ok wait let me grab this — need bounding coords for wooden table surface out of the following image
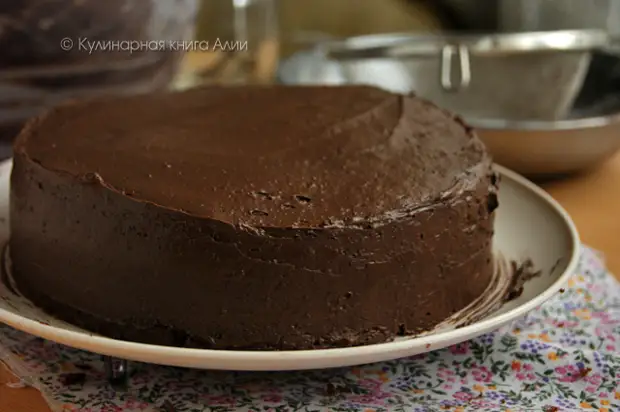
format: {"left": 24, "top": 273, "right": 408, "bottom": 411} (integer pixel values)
{"left": 2, "top": 154, "right": 620, "bottom": 411}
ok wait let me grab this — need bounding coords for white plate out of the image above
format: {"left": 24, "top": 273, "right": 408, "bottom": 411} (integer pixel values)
{"left": 0, "top": 159, "right": 579, "bottom": 371}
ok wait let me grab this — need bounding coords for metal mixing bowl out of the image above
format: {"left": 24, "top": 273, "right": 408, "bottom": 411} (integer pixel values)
{"left": 320, "top": 30, "right": 610, "bottom": 120}
{"left": 471, "top": 113, "right": 620, "bottom": 177}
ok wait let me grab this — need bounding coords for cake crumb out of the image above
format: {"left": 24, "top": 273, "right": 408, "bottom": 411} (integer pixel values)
{"left": 506, "top": 259, "right": 542, "bottom": 301}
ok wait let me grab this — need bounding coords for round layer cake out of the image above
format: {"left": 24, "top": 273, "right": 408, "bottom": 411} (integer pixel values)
{"left": 9, "top": 85, "right": 499, "bottom": 350}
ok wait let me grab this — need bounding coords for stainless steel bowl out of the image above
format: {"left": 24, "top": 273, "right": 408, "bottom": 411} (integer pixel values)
{"left": 471, "top": 114, "right": 620, "bottom": 177}
{"left": 320, "top": 30, "right": 610, "bottom": 120}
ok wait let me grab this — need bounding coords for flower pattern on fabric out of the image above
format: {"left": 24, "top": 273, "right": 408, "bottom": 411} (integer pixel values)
{"left": 0, "top": 246, "right": 618, "bottom": 412}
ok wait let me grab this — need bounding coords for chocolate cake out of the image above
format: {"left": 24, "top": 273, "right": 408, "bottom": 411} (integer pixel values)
{"left": 9, "top": 85, "right": 500, "bottom": 350}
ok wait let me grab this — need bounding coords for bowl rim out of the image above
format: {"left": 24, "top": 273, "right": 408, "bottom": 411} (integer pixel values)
{"left": 324, "top": 29, "right": 610, "bottom": 59}
{"left": 467, "top": 111, "right": 620, "bottom": 131}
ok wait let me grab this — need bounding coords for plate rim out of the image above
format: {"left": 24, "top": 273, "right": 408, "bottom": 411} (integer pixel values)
{"left": 0, "top": 160, "right": 580, "bottom": 370}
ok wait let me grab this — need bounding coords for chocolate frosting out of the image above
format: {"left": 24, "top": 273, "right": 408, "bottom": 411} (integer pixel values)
{"left": 20, "top": 86, "right": 487, "bottom": 227}
{"left": 10, "top": 85, "right": 498, "bottom": 350}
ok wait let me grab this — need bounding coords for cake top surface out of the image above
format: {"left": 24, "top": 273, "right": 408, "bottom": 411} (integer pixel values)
{"left": 15, "top": 85, "right": 489, "bottom": 227}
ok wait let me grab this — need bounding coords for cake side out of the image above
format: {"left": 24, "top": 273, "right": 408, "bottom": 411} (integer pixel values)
{"left": 10, "top": 153, "right": 497, "bottom": 349}
{"left": 9, "top": 85, "right": 498, "bottom": 349}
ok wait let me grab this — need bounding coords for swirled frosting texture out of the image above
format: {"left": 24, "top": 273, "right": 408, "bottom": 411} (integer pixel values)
{"left": 18, "top": 85, "right": 488, "bottom": 227}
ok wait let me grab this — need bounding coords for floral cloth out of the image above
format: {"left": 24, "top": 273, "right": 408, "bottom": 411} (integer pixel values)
{"left": 0, "top": 246, "right": 618, "bottom": 412}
